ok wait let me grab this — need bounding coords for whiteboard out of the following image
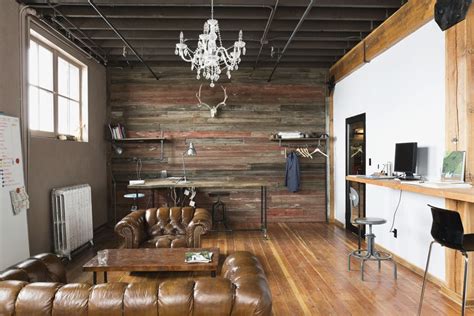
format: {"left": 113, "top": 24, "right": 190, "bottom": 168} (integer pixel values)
{"left": 0, "top": 115, "right": 30, "bottom": 269}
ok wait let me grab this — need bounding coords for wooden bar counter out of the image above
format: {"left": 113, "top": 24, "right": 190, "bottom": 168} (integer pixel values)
{"left": 346, "top": 175, "right": 474, "bottom": 306}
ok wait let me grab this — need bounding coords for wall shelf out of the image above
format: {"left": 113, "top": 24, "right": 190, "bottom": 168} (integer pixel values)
{"left": 109, "top": 138, "right": 167, "bottom": 161}
{"left": 270, "top": 137, "right": 328, "bottom": 146}
{"left": 110, "top": 137, "right": 167, "bottom": 143}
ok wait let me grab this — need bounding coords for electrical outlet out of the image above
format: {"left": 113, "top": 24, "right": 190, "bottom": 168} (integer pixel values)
{"left": 393, "top": 229, "right": 398, "bottom": 238}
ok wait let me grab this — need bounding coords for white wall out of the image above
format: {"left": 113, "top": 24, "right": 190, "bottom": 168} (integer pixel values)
{"left": 333, "top": 21, "right": 446, "bottom": 280}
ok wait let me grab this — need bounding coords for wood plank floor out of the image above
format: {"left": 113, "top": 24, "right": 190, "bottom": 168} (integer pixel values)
{"left": 67, "top": 223, "right": 473, "bottom": 315}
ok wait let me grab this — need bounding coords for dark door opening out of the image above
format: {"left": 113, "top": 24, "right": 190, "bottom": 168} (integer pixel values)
{"left": 345, "top": 113, "right": 366, "bottom": 237}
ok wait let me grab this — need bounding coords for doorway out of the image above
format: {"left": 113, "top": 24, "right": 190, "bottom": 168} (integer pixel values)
{"left": 345, "top": 113, "right": 366, "bottom": 236}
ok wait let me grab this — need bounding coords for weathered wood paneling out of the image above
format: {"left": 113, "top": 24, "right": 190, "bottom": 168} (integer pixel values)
{"left": 108, "top": 67, "right": 328, "bottom": 224}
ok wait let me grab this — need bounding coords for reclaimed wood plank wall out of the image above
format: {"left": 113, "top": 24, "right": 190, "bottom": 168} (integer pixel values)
{"left": 108, "top": 67, "right": 328, "bottom": 225}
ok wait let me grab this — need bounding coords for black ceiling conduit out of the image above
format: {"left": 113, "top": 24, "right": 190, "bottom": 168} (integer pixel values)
{"left": 50, "top": 16, "right": 108, "bottom": 64}
{"left": 47, "top": 1, "right": 108, "bottom": 64}
{"left": 267, "top": 0, "right": 314, "bottom": 82}
{"left": 88, "top": 0, "right": 160, "bottom": 80}
{"left": 252, "top": 0, "right": 279, "bottom": 73}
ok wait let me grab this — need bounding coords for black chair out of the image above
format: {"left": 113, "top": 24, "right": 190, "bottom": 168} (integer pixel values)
{"left": 418, "top": 204, "right": 474, "bottom": 316}
{"left": 209, "top": 192, "right": 231, "bottom": 232}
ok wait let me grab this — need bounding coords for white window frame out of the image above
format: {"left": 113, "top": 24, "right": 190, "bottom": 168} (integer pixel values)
{"left": 28, "top": 29, "right": 88, "bottom": 142}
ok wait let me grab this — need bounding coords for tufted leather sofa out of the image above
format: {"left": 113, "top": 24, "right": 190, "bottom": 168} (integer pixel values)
{"left": 115, "top": 207, "right": 212, "bottom": 249}
{"left": 0, "top": 251, "right": 271, "bottom": 316}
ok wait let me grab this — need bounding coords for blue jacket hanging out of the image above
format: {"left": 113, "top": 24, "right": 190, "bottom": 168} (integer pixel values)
{"left": 285, "top": 152, "right": 300, "bottom": 193}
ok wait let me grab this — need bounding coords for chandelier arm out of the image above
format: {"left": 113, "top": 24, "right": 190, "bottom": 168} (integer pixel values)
{"left": 178, "top": 52, "right": 194, "bottom": 63}
{"left": 217, "top": 47, "right": 239, "bottom": 67}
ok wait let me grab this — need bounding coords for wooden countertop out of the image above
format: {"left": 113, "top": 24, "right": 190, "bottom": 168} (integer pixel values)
{"left": 346, "top": 175, "right": 474, "bottom": 203}
{"left": 128, "top": 178, "right": 277, "bottom": 189}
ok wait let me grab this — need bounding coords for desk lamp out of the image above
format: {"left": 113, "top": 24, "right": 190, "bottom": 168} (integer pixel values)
{"left": 182, "top": 142, "right": 197, "bottom": 182}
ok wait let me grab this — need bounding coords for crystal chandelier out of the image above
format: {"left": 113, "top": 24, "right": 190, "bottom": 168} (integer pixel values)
{"left": 175, "top": 0, "right": 246, "bottom": 87}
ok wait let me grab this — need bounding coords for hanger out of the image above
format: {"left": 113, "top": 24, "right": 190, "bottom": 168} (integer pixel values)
{"left": 351, "top": 147, "right": 363, "bottom": 158}
{"left": 310, "top": 139, "right": 328, "bottom": 158}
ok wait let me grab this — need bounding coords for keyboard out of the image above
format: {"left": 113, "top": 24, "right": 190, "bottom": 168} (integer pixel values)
{"left": 355, "top": 175, "right": 397, "bottom": 180}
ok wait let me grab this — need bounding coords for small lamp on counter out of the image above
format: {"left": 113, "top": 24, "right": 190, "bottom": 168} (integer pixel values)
{"left": 181, "top": 142, "right": 197, "bottom": 182}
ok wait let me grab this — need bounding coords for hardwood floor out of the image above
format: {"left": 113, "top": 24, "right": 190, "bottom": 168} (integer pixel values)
{"left": 67, "top": 223, "right": 473, "bottom": 315}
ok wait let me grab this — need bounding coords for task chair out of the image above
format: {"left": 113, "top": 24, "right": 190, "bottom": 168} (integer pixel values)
{"left": 418, "top": 205, "right": 474, "bottom": 316}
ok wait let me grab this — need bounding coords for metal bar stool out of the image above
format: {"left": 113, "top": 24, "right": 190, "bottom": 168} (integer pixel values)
{"left": 123, "top": 192, "right": 145, "bottom": 211}
{"left": 348, "top": 217, "right": 397, "bottom": 281}
{"left": 419, "top": 205, "right": 474, "bottom": 316}
{"left": 209, "top": 192, "right": 231, "bottom": 232}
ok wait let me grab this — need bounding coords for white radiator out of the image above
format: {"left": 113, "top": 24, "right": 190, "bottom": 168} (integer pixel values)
{"left": 52, "top": 184, "right": 93, "bottom": 259}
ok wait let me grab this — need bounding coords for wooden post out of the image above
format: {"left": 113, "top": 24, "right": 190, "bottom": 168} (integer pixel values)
{"left": 444, "top": 5, "right": 474, "bottom": 306}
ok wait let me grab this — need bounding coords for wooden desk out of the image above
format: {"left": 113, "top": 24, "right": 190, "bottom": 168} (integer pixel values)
{"left": 129, "top": 178, "right": 275, "bottom": 238}
{"left": 346, "top": 175, "right": 474, "bottom": 306}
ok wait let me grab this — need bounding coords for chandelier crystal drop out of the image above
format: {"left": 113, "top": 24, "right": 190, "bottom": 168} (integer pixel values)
{"left": 175, "top": 0, "right": 246, "bottom": 87}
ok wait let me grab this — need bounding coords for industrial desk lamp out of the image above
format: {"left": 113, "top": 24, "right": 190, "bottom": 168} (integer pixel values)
{"left": 181, "top": 142, "right": 197, "bottom": 182}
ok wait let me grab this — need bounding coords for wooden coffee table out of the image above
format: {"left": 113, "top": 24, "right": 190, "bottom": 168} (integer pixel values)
{"left": 83, "top": 247, "right": 219, "bottom": 284}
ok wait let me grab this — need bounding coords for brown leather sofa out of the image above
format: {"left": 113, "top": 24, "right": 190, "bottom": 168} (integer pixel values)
{"left": 0, "top": 251, "right": 271, "bottom": 316}
{"left": 115, "top": 206, "right": 212, "bottom": 249}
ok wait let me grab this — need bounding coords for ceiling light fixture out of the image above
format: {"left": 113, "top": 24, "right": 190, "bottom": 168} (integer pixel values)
{"left": 175, "top": 0, "right": 246, "bottom": 87}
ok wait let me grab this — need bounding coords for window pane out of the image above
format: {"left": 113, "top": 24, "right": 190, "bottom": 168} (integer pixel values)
{"left": 70, "top": 101, "right": 80, "bottom": 136}
{"left": 28, "top": 86, "right": 39, "bottom": 130}
{"left": 58, "top": 96, "right": 69, "bottom": 135}
{"left": 58, "top": 57, "right": 69, "bottom": 97}
{"left": 28, "top": 41, "right": 38, "bottom": 86}
{"left": 39, "top": 90, "right": 54, "bottom": 132}
{"left": 38, "top": 45, "right": 53, "bottom": 90}
{"left": 70, "top": 65, "right": 80, "bottom": 101}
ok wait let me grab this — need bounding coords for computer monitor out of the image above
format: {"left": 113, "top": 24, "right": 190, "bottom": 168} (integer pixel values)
{"left": 394, "top": 142, "right": 418, "bottom": 178}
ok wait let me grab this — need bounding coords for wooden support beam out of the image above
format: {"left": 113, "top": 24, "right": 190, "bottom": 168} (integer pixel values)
{"left": 445, "top": 5, "right": 474, "bottom": 183}
{"left": 443, "top": 5, "right": 474, "bottom": 306}
{"left": 329, "top": 0, "right": 436, "bottom": 82}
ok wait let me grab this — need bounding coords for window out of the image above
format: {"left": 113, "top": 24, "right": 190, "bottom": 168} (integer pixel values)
{"left": 28, "top": 32, "right": 87, "bottom": 141}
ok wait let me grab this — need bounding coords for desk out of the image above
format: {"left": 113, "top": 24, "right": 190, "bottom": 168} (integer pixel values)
{"left": 128, "top": 178, "right": 275, "bottom": 238}
{"left": 346, "top": 175, "right": 474, "bottom": 306}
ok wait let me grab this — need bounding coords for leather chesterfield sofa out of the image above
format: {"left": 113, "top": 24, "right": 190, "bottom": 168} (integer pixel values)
{"left": 115, "top": 206, "right": 212, "bottom": 249}
{"left": 0, "top": 251, "right": 271, "bottom": 316}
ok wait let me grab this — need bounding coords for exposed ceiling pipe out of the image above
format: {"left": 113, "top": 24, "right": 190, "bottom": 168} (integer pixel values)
{"left": 46, "top": 1, "right": 108, "bottom": 62}
{"left": 267, "top": 0, "right": 314, "bottom": 82}
{"left": 50, "top": 16, "right": 108, "bottom": 64}
{"left": 252, "top": 0, "right": 279, "bottom": 73}
{"left": 88, "top": 0, "right": 160, "bottom": 80}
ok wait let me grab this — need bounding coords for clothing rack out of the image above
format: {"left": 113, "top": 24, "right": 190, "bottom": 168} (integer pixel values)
{"left": 280, "top": 134, "right": 329, "bottom": 158}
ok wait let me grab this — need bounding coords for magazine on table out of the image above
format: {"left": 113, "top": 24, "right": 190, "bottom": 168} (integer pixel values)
{"left": 185, "top": 251, "right": 213, "bottom": 263}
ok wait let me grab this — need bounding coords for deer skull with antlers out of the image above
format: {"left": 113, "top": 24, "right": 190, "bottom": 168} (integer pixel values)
{"left": 196, "top": 84, "right": 228, "bottom": 118}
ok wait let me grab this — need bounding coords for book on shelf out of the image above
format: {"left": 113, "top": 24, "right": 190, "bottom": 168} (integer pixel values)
{"left": 108, "top": 123, "right": 126, "bottom": 140}
{"left": 185, "top": 251, "right": 213, "bottom": 263}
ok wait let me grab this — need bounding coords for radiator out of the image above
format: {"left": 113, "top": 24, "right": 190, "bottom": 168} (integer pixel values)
{"left": 52, "top": 184, "right": 94, "bottom": 259}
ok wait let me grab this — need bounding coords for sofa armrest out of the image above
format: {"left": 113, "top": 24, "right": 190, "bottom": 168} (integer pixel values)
{"left": 0, "top": 253, "right": 67, "bottom": 283}
{"left": 186, "top": 208, "right": 212, "bottom": 248}
{"left": 221, "top": 251, "right": 272, "bottom": 316}
{"left": 114, "top": 210, "right": 147, "bottom": 248}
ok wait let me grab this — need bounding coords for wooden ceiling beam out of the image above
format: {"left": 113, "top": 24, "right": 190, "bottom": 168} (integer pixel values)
{"left": 74, "top": 30, "right": 368, "bottom": 41}
{"left": 91, "top": 39, "right": 356, "bottom": 50}
{"left": 105, "top": 47, "right": 346, "bottom": 56}
{"left": 106, "top": 60, "right": 333, "bottom": 68}
{"left": 329, "top": 0, "right": 435, "bottom": 82}
{"left": 65, "top": 18, "right": 380, "bottom": 32}
{"left": 111, "top": 55, "right": 338, "bottom": 62}
{"left": 23, "top": 0, "right": 404, "bottom": 9}
{"left": 39, "top": 6, "right": 394, "bottom": 21}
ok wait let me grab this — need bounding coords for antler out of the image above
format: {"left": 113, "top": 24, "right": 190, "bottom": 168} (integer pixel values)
{"left": 195, "top": 84, "right": 228, "bottom": 118}
{"left": 196, "top": 84, "right": 213, "bottom": 111}
{"left": 215, "top": 85, "right": 228, "bottom": 110}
